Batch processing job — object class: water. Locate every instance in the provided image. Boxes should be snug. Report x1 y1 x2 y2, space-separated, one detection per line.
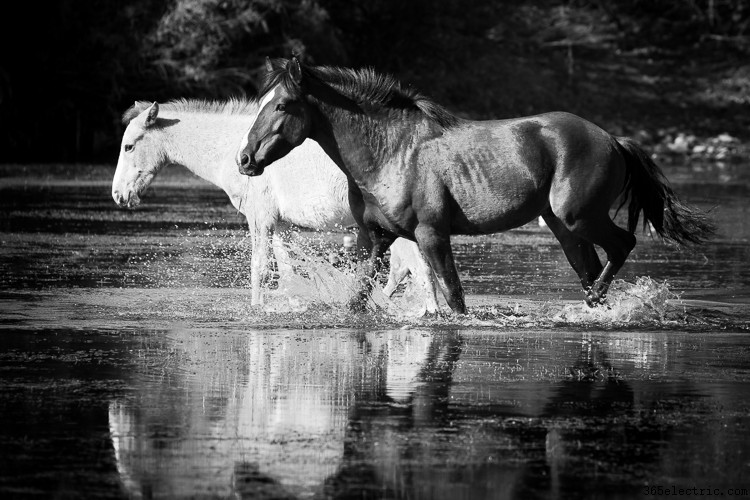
1 162 749 499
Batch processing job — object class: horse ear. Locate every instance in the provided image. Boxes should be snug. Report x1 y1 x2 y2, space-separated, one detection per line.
265 57 273 72
145 102 159 127
288 57 302 84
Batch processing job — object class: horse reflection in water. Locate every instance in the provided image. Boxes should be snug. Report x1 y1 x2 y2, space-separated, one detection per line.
107 330 437 498
112 99 439 313
326 333 721 499
106 330 699 499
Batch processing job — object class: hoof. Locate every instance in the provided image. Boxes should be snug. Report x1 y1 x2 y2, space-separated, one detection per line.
421 310 442 319
421 310 469 321
584 290 606 308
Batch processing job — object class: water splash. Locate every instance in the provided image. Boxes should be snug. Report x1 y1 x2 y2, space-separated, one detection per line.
452 278 687 329
6 276 748 332
91 227 748 330
551 277 680 325
261 236 411 316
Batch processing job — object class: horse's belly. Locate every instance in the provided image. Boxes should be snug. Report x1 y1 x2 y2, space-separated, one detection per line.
446 174 548 234
284 196 355 230
416 126 552 234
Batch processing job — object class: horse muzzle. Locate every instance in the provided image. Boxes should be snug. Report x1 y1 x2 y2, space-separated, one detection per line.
112 189 141 208
237 153 265 177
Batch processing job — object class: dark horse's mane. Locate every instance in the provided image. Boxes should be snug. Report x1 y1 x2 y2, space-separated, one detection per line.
259 59 460 130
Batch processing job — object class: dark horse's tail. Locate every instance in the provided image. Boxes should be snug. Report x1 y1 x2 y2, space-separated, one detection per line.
615 137 715 245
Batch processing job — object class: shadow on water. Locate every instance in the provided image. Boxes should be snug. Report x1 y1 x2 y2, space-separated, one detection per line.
1 163 750 498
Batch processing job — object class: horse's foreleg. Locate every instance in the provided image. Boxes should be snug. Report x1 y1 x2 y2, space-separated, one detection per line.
405 242 440 314
249 224 274 306
348 229 395 312
414 225 466 315
416 254 441 315
271 220 293 280
354 230 373 261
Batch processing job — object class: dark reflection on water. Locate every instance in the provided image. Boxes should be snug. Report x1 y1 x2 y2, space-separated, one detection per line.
1 163 750 498
1 328 749 499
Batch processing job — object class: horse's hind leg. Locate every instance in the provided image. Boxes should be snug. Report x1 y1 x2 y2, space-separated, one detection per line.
568 216 636 306
541 209 603 290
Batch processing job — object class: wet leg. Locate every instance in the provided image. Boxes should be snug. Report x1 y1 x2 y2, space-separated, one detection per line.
271 221 293 282
542 209 603 289
414 225 466 314
411 247 440 315
249 224 274 306
384 240 440 315
348 229 396 312
354 230 373 261
571 217 636 307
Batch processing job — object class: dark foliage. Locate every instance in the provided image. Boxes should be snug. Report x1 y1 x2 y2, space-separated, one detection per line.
0 0 748 162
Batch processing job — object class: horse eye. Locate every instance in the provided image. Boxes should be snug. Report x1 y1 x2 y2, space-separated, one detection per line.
275 103 286 112
124 144 134 153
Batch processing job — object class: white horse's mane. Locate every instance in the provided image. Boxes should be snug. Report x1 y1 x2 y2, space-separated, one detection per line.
123 97 259 124
160 97 259 115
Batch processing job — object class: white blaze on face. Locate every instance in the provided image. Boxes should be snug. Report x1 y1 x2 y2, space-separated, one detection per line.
237 87 277 163
112 124 137 203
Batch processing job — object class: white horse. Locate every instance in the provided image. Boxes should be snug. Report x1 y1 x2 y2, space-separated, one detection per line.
112 99 439 312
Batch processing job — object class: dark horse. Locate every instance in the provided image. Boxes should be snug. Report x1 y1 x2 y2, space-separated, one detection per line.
236 57 713 314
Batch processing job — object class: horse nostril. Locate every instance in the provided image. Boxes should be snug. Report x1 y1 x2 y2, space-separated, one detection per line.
240 154 251 168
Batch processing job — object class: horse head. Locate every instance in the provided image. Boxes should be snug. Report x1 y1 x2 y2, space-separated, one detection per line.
112 101 169 208
236 57 312 177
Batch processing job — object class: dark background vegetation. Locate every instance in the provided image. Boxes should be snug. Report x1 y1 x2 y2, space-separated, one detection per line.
0 0 748 163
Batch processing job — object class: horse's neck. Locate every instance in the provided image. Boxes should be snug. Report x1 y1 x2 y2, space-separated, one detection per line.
313 102 429 184
162 113 257 210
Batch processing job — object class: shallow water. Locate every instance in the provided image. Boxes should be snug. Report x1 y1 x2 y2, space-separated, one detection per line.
1 163 749 499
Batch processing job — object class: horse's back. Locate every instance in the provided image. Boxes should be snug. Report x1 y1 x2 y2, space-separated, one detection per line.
411 112 623 233
268 139 355 230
